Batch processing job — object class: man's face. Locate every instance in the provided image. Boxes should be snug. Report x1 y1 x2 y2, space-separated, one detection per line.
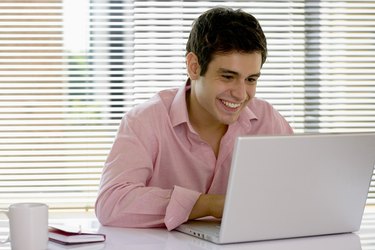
189 51 262 126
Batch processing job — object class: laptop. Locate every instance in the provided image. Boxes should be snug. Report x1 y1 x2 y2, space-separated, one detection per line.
175 133 375 244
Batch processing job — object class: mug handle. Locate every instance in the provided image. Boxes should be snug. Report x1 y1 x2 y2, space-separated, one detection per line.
0 210 10 244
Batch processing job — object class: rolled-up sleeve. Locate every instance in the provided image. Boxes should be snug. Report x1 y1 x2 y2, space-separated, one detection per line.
165 185 201 230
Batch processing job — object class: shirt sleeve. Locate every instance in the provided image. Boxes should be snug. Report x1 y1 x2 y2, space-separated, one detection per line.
165 185 201 230
272 106 294 135
95 115 201 230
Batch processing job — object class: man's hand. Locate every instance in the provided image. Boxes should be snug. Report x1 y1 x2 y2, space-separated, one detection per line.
188 194 225 220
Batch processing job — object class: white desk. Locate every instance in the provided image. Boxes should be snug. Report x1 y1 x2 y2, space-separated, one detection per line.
1 208 375 250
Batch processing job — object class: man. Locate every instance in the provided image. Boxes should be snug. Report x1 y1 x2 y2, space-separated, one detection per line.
95 7 293 231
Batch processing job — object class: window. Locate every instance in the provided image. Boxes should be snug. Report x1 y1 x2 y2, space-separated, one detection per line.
0 0 374 210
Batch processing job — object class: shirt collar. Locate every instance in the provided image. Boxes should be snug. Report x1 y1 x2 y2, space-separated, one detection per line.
170 79 191 127
237 99 258 128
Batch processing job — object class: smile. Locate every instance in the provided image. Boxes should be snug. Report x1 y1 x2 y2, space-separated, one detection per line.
220 99 241 109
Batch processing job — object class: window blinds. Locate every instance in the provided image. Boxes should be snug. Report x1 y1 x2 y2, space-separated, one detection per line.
0 0 374 210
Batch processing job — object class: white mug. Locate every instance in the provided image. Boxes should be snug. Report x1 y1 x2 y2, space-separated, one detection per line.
0 203 49 250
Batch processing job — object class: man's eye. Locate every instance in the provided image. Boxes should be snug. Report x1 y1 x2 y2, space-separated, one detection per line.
247 78 257 84
222 75 233 80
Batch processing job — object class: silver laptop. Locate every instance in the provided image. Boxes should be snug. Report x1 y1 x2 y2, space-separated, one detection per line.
176 133 375 244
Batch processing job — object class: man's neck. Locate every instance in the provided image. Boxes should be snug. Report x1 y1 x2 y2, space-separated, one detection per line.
186 90 228 157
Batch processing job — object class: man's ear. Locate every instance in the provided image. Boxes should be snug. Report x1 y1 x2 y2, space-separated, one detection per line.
186 52 201 80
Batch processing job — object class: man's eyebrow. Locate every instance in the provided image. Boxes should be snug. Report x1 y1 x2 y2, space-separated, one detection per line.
218 68 261 78
218 68 239 75
248 72 261 78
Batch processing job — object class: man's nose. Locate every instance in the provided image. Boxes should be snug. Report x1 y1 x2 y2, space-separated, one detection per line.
230 80 247 101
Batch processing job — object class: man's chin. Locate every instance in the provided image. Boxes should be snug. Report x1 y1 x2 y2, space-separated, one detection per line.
219 115 240 125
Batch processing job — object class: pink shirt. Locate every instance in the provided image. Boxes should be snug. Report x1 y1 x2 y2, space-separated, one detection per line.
95 81 293 231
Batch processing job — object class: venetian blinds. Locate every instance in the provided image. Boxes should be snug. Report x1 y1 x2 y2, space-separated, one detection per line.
0 0 374 211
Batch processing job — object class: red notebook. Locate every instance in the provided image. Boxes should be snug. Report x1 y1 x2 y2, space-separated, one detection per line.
48 226 106 245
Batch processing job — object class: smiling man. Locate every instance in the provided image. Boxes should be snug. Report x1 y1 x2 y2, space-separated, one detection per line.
95 7 293 231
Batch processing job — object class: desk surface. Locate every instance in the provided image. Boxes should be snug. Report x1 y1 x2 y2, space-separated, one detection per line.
1 208 375 250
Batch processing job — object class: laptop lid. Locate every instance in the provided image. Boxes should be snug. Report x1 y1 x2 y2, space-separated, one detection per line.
219 133 375 244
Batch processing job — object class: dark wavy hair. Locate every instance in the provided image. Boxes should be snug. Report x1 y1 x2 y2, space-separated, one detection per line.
186 7 267 76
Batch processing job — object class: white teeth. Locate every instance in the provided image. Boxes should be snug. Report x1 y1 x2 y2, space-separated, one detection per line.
221 100 241 108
